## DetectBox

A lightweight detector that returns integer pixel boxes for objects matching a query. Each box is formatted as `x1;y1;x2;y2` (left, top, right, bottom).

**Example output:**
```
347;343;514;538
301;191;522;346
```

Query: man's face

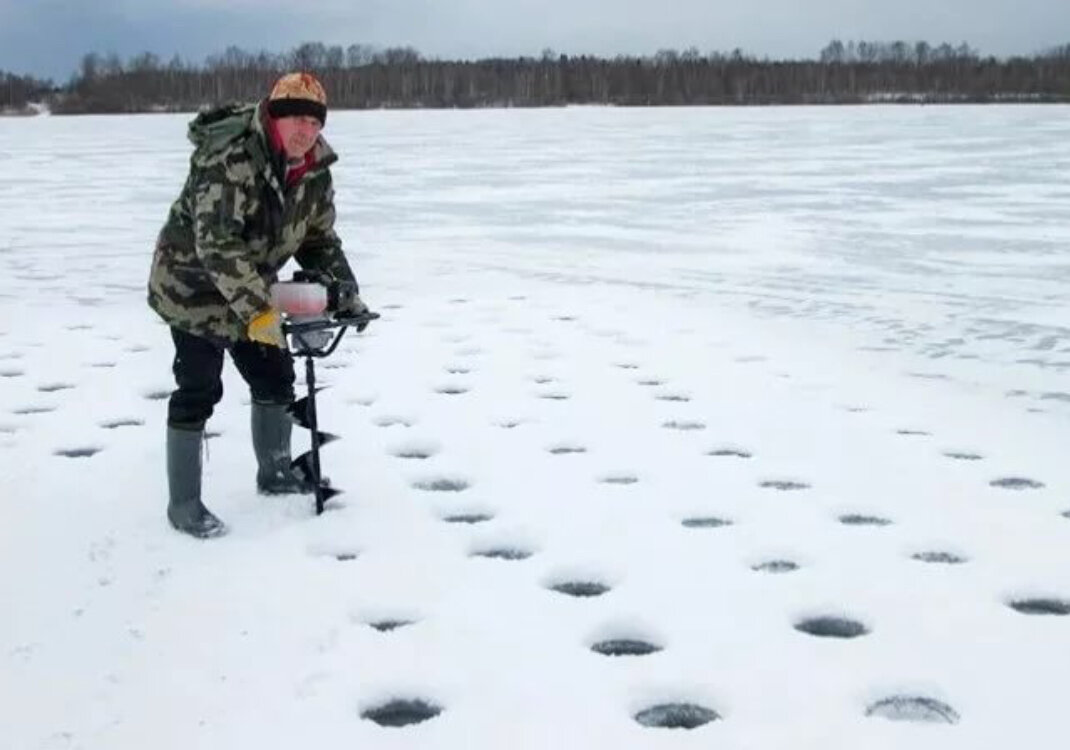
275;115;322;160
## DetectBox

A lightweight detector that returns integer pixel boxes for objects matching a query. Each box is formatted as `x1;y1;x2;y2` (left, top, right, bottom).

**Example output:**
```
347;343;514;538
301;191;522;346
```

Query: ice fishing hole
634;703;720;729
752;560;799;573
548;581;611;598
412;477;469;492
442;513;494;525
682;517;733;529
990;477;1045;490
471;547;532;561
865;695;959;724
839;514;892;527
794;616;869;639
760;480;810;491
361;699;442;727
912;551;967;564
1007;598;1070;616
369;620;413;632
591;639;661;656
55;447;101;458
707;448;752;458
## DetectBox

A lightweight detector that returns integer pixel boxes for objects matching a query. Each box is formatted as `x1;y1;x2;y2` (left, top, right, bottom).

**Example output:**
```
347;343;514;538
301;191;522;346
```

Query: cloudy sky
2;0;1067;81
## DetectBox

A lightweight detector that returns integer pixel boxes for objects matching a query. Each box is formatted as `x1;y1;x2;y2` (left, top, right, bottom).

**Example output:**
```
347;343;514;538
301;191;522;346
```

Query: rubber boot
167;426;226;538
252;402;312;495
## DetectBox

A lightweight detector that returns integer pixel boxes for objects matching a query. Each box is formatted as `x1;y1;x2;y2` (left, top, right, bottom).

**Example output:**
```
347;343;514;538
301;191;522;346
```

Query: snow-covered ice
1;105;1068;749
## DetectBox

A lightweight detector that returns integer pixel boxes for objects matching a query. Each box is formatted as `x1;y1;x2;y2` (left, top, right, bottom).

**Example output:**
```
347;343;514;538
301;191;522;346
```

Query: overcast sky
2;0;1068;81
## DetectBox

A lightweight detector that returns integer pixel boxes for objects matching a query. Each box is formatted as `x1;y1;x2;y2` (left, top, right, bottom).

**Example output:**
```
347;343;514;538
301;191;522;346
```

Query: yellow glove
247;308;285;348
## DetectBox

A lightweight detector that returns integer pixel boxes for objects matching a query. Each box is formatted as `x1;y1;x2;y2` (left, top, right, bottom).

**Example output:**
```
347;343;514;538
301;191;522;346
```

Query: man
148;72;366;538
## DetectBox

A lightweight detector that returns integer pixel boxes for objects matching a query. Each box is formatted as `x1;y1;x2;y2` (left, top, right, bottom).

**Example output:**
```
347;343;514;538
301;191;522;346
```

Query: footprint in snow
599;473;638;485
538;392;570;401
662;420;705;431
441;511;494;525
752;560;800;574
590;637;662;656
865;696;959;724
547;443;587;455
470;546;533;561
412;476;470;492
706;447;752;458
434;383;469;395
0;369;23;378
944;451;983;461
143;390;170;401
990;477;1045;490
654;392;691;402
897;429;931;436
388;440;440;460
838;514;893;527
374;415;413;428
55;446;102;458
912;551;968;564
12;405;55;415
760;480;810;491
37;383;75;393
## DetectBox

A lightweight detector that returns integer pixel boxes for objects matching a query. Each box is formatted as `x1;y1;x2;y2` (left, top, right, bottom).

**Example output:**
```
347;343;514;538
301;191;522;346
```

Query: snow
1;104;1069;749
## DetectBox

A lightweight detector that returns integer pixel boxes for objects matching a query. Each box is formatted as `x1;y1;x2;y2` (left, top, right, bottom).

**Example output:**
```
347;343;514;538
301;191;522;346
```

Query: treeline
38;39;1070;113
1;70;55;113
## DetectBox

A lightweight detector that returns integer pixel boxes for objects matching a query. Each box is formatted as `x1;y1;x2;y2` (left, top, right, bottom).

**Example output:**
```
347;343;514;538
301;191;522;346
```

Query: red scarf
267;117;315;188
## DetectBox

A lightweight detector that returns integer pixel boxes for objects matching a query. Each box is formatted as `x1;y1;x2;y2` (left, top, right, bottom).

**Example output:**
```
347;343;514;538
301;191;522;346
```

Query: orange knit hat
267;72;327;124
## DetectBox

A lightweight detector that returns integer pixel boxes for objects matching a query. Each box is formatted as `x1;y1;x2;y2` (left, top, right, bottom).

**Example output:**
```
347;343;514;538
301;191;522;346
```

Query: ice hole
1007;598;1070;616
361;699;442;727
591;639;661;656
794;616;868;639
634;703;720;729
548;581;611;598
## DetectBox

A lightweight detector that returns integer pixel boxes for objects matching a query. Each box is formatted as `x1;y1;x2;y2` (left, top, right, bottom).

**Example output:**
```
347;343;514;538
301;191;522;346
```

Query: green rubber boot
167;426;227;539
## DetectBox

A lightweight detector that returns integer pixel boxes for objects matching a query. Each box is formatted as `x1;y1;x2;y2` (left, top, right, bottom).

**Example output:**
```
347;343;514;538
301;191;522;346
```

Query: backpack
187;103;257;155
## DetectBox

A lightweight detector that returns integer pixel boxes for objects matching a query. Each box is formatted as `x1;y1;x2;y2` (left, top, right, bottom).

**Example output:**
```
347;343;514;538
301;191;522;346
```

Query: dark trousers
168;327;295;430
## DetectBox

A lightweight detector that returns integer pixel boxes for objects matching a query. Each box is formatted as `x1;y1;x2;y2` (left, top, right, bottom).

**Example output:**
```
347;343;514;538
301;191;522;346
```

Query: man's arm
294;175;357;284
191;169;272;323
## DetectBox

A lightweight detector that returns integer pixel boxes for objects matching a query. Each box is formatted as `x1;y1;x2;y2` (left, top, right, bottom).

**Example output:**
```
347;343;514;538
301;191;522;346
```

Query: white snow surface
1;105;1069;749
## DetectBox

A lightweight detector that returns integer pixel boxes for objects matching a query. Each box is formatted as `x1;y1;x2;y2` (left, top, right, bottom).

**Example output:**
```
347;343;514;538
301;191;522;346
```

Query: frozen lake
1;105;1068;749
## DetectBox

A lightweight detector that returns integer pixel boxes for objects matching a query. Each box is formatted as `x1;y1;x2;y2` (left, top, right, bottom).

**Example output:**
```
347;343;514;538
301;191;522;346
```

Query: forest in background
3;40;1070;114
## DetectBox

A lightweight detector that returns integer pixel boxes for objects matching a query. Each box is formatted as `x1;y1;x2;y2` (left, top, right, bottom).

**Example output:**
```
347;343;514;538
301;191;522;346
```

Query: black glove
338;292;371;331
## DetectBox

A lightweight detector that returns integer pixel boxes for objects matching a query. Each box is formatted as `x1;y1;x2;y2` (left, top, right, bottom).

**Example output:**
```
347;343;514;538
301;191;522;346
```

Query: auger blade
292;451;316;483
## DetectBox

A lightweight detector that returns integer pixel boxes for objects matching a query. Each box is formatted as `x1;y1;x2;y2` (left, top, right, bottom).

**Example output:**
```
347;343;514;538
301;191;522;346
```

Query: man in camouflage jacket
148;72;366;538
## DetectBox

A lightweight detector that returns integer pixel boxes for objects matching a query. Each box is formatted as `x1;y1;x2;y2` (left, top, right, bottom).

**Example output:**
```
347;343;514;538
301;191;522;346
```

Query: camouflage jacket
148;101;355;343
